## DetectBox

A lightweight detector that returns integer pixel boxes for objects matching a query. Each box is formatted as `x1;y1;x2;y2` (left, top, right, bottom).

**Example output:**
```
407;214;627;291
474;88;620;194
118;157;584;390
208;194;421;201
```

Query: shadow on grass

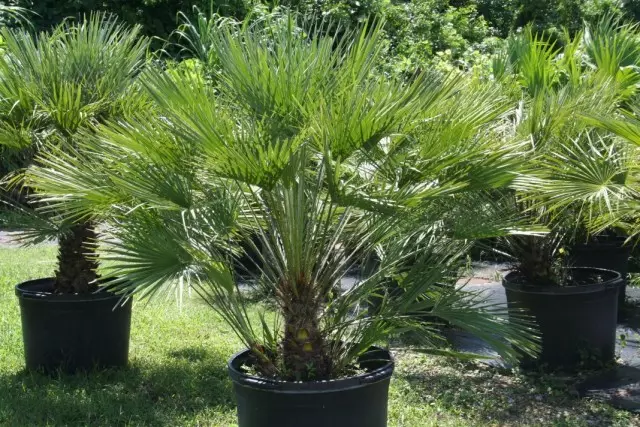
0;347;236;426
169;347;210;363
573;364;640;414
395;358;625;425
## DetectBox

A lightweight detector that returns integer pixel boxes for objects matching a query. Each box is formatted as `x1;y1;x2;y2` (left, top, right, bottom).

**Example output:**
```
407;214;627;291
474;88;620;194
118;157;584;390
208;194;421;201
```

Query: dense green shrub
475;0;518;37
383;0;492;74
458;0;628;38
13;0;249;41
296;0;386;25
515;0;623;35
623;0;640;21
10;0;637;62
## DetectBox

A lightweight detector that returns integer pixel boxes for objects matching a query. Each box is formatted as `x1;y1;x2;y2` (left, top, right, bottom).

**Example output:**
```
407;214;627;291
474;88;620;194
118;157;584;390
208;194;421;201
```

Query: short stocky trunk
55;221;99;294
280;281;331;381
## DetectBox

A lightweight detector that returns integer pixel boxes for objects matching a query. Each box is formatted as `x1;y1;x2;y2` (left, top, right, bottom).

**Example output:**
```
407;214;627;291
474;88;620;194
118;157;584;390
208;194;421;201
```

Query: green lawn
1;246;638;426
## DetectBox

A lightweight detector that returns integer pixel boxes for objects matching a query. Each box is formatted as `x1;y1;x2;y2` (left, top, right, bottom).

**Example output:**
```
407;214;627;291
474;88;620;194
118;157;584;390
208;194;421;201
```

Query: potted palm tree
565;14;640;308
26;15;539;426
498;213;623;370
491;23;636;370
0;14;150;372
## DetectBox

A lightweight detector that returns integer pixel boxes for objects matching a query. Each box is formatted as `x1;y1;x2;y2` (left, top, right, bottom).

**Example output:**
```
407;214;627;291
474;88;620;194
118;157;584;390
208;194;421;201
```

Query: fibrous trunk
280;279;331;381
54;221;99;294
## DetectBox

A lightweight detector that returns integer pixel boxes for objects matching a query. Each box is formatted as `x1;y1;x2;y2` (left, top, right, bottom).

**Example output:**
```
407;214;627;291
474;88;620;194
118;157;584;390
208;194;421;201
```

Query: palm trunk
280;281;331;381
54;221;99;294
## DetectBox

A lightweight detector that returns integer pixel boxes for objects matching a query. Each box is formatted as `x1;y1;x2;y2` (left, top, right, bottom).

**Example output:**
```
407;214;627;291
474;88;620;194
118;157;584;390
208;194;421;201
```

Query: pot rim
502;267;622;295
228;345;394;394
15;277;127;303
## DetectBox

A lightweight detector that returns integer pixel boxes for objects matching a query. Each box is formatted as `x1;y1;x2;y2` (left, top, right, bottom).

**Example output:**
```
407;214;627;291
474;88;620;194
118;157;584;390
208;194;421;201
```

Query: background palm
28;16;539;380
0;14;149;293
486;17;640;281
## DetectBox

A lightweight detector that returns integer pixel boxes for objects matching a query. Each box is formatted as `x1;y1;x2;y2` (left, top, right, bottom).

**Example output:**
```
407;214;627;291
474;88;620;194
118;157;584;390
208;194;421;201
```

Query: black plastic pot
228;346;394;427
15;278;132;373
571;236;631;308
503;268;622;371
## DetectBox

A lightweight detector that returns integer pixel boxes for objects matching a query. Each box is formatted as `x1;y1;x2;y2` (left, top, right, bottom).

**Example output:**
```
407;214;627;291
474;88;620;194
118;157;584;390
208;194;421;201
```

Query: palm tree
485;19;639;370
583;14;640;103
534;13;640;234
26;15;539;381
0;14;150;294
489;20;635;280
568;108;640;238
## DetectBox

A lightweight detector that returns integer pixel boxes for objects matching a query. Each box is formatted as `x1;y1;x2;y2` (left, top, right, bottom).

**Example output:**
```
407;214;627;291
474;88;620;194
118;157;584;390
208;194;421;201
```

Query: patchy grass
1;246;639;426
390;353;639;427
0;245;237;426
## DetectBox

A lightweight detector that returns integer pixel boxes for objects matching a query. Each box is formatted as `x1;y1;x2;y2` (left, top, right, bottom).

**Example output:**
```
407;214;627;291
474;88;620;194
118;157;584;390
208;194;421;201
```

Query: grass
1;245;639;426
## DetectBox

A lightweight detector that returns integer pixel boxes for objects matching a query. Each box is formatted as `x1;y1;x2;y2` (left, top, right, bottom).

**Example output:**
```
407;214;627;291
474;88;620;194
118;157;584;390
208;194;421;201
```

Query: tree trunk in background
281;280;331;381
55;221;99;294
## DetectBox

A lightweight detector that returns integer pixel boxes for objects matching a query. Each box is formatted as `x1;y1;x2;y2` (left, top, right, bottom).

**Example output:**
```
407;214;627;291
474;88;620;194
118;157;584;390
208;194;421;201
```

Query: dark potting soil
238;347;385;382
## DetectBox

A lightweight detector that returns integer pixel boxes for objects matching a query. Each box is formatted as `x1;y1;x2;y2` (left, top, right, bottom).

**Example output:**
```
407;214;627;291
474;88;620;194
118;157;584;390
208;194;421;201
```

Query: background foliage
3;0;640;193
6;1;636;77
12;0;248;41
9;1;639;45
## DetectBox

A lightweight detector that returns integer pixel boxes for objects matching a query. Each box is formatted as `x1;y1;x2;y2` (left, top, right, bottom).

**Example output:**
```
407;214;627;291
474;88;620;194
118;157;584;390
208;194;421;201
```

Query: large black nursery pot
503;268;622;371
571;235;631;308
15;278;132;373
229;346;394;427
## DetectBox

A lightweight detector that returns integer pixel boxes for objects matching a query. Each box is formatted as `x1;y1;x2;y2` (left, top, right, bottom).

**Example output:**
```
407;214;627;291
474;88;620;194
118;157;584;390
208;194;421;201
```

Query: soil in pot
228;346;394;427
571;235;631;309
15;278;132;373
503;268;622;371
